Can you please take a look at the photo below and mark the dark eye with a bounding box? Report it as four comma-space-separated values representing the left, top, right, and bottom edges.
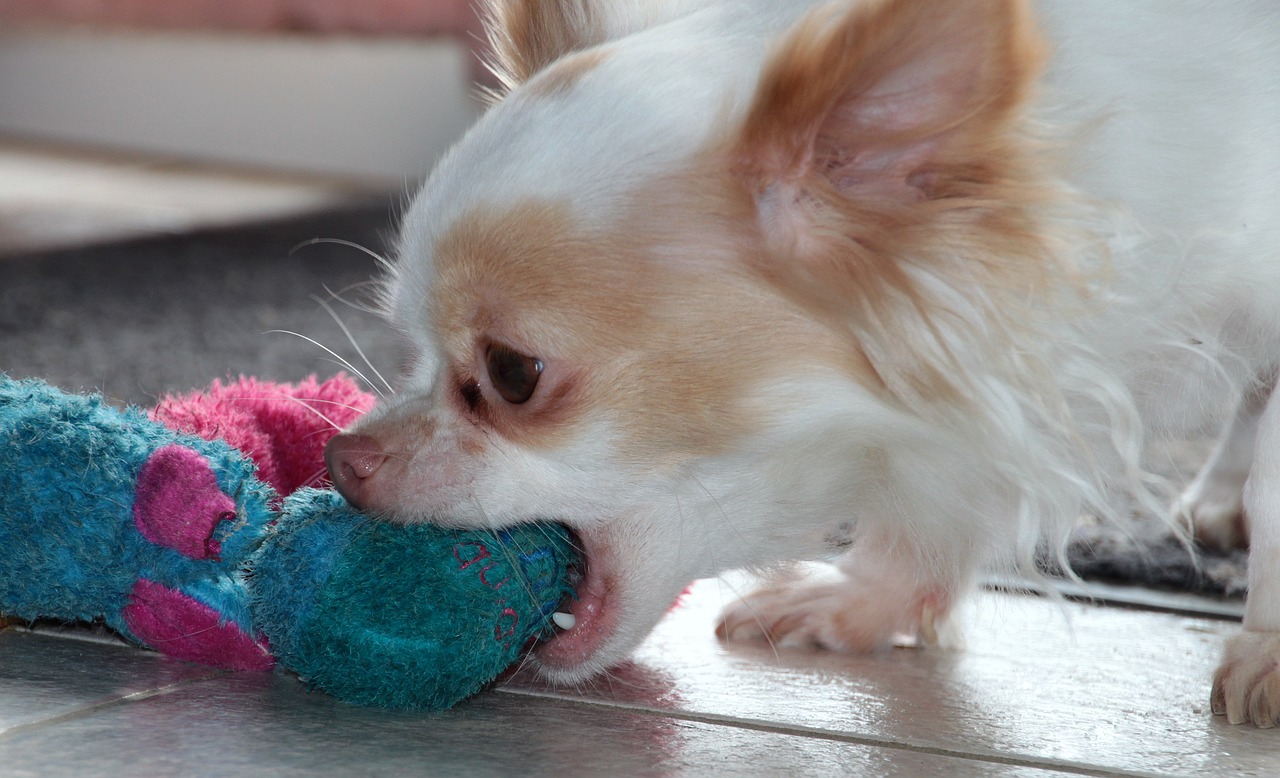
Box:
485, 343, 543, 405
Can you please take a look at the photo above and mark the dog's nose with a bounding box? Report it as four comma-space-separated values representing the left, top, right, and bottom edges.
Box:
325, 433, 388, 509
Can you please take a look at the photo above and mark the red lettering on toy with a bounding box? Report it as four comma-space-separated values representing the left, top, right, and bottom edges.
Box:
478, 562, 509, 591
494, 607, 518, 642
454, 542, 490, 570
458, 540, 521, 644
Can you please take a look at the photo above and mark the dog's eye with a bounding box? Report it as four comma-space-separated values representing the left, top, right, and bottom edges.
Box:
485, 343, 543, 405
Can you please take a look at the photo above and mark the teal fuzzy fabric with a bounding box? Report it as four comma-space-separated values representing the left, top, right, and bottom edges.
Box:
253, 489, 578, 710
0, 375, 578, 710
0, 376, 273, 641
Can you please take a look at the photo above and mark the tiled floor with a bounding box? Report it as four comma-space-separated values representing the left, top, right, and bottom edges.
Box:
1, 579, 1274, 777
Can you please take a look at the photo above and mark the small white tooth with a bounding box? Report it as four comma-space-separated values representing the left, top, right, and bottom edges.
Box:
552, 612, 577, 630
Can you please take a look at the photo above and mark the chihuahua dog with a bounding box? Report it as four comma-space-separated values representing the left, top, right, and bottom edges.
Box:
325, 0, 1280, 726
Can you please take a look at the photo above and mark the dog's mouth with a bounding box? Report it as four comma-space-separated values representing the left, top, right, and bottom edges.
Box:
533, 528, 619, 677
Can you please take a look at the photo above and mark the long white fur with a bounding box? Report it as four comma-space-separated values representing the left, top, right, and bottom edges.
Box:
353, 0, 1280, 723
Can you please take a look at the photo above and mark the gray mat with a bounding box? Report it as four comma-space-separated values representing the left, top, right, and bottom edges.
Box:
0, 209, 1247, 599
1063, 435, 1249, 600
0, 201, 402, 407
1066, 517, 1248, 599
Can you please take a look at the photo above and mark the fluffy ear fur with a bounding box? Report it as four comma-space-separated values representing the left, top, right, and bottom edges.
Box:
481, 0, 606, 92
739, 0, 1043, 210
733, 0, 1050, 401
480, 0, 697, 96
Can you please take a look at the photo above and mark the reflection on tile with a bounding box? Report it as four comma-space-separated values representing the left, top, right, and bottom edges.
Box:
0, 630, 225, 732
3, 580, 1277, 775
507, 578, 1278, 777
0, 671, 1072, 778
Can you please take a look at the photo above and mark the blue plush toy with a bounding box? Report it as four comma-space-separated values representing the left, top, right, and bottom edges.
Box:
0, 375, 578, 710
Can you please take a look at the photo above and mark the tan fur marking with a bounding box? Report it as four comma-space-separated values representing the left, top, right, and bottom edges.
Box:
623, 157, 890, 397
525, 48, 612, 99
739, 0, 1044, 175
729, 0, 1064, 406
432, 200, 645, 452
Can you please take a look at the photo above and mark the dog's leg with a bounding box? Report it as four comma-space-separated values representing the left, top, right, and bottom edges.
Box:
1213, 378, 1280, 727
1173, 375, 1275, 550
716, 529, 965, 653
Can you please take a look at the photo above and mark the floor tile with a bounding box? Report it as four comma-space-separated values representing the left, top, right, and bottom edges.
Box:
3, 581, 1276, 776
507, 578, 1277, 777
0, 668, 1074, 778
0, 630, 226, 733
989, 575, 1245, 621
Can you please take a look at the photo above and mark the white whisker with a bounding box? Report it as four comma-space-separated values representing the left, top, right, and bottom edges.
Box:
264, 329, 384, 398
288, 397, 373, 415
279, 395, 341, 432
289, 237, 390, 266
319, 281, 385, 316
310, 294, 395, 396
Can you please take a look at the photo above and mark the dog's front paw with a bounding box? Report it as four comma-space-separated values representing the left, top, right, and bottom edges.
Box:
1212, 631, 1280, 727
715, 568, 953, 653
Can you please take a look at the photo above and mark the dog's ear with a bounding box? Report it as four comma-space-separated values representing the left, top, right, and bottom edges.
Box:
481, 0, 609, 93
735, 0, 1045, 253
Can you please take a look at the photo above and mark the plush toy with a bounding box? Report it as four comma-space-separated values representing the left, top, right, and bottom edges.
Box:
0, 374, 578, 710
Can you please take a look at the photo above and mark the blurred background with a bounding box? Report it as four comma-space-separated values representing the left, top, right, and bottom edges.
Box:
0, 0, 490, 404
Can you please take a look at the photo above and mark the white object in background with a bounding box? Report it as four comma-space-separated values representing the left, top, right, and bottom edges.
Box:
0, 30, 480, 182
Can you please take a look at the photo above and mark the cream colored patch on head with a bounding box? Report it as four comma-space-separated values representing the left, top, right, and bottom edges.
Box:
428, 195, 865, 467
431, 199, 650, 363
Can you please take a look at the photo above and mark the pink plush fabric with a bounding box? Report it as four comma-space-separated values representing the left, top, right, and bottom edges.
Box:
0, 0, 477, 36
152, 374, 376, 497
133, 443, 236, 560
123, 578, 274, 671
122, 375, 375, 674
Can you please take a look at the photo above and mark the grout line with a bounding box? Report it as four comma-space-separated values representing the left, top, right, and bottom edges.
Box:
496, 687, 1167, 778
983, 576, 1245, 621
0, 670, 232, 743
15, 624, 133, 647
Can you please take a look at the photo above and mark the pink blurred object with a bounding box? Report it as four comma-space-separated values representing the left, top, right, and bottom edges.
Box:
0, 0, 478, 36
151, 374, 376, 498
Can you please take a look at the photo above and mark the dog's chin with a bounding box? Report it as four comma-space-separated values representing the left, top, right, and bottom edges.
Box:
527, 526, 691, 685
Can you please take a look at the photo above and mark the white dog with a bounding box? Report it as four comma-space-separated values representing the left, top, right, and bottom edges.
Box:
325, 0, 1280, 726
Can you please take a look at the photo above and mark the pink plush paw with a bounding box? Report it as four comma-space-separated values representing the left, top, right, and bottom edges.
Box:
123, 579, 273, 671
133, 444, 237, 560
